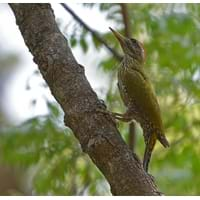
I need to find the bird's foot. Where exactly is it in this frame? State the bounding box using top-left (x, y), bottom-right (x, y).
top-left (95, 99), bottom-right (132, 124)
top-left (112, 112), bottom-right (132, 122)
top-left (95, 108), bottom-right (118, 126)
top-left (95, 108), bottom-right (132, 123)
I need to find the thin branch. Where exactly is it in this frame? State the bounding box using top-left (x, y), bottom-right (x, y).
top-left (120, 3), bottom-right (132, 38)
top-left (60, 3), bottom-right (122, 61)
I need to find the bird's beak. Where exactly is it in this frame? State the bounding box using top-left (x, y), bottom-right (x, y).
top-left (109, 27), bottom-right (126, 49)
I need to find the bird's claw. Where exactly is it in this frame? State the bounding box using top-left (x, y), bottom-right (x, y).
top-left (95, 108), bottom-right (118, 126)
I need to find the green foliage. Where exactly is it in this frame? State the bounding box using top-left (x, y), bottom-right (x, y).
top-left (1, 3), bottom-right (200, 195)
top-left (0, 103), bottom-right (107, 195)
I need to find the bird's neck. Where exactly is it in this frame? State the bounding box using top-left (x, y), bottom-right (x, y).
top-left (122, 54), bottom-right (144, 70)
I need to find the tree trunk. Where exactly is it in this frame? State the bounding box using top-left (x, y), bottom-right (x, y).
top-left (9, 3), bottom-right (162, 195)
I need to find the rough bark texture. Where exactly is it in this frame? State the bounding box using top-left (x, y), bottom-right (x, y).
top-left (9, 4), bottom-right (162, 195)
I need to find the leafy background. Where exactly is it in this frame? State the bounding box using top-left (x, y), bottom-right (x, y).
top-left (0, 3), bottom-right (200, 195)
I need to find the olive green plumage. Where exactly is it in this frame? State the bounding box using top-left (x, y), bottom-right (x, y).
top-left (110, 27), bottom-right (169, 172)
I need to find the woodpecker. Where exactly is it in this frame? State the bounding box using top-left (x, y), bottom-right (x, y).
top-left (109, 27), bottom-right (169, 172)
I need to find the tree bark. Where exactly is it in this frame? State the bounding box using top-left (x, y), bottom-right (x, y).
top-left (9, 3), bottom-right (162, 195)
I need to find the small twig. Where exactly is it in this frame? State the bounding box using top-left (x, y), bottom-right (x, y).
top-left (120, 3), bottom-right (132, 38)
top-left (60, 3), bottom-right (122, 61)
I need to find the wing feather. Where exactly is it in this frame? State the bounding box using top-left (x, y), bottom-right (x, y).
top-left (121, 68), bottom-right (163, 131)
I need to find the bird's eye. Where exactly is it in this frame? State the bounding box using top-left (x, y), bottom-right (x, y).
top-left (130, 38), bottom-right (141, 49)
top-left (130, 38), bottom-right (137, 43)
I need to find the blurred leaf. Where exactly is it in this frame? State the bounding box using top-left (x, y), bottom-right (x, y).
top-left (70, 36), bottom-right (77, 47)
top-left (80, 37), bottom-right (88, 52)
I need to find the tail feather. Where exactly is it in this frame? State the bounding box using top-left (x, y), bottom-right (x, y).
top-left (143, 136), bottom-right (156, 172)
top-left (143, 128), bottom-right (169, 172)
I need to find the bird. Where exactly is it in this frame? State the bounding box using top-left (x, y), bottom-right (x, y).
top-left (109, 27), bottom-right (169, 172)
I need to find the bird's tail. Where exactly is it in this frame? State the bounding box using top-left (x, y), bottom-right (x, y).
top-left (143, 132), bottom-right (170, 172)
top-left (143, 135), bottom-right (156, 172)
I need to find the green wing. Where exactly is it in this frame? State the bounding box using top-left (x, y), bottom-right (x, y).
top-left (122, 68), bottom-right (163, 131)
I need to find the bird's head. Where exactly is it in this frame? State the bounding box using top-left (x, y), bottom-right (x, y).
top-left (109, 27), bottom-right (145, 64)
